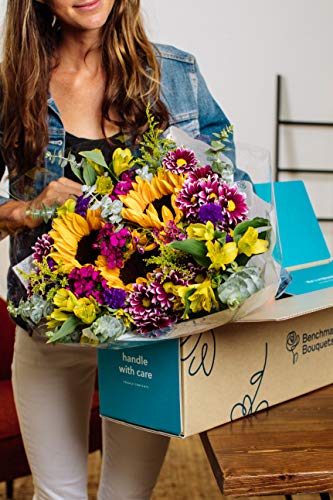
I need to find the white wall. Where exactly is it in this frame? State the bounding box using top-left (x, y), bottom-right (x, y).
top-left (0, 0), bottom-right (333, 297)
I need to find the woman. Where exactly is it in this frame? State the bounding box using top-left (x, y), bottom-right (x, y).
top-left (0, 0), bottom-right (242, 498)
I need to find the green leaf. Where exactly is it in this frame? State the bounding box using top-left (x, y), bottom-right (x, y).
top-left (70, 163), bottom-right (84, 183)
top-left (233, 218), bottom-right (271, 243)
top-left (169, 239), bottom-right (206, 258)
top-left (47, 316), bottom-right (82, 344)
top-left (80, 150), bottom-right (108, 168)
top-left (169, 239), bottom-right (211, 268)
top-left (193, 254), bottom-right (211, 268)
top-left (182, 289), bottom-right (195, 319)
top-left (82, 161), bottom-right (97, 186)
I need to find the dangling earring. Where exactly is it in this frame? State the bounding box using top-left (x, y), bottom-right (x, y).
top-left (51, 15), bottom-right (57, 28)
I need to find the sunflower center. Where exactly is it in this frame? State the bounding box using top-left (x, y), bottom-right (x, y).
top-left (76, 230), bottom-right (100, 266)
top-left (120, 248), bottom-right (159, 285)
top-left (152, 194), bottom-right (173, 220)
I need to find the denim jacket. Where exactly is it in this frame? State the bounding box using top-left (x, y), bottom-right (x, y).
top-left (0, 43), bottom-right (251, 315)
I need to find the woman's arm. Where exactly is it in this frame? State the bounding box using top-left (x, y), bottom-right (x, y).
top-left (0, 176), bottom-right (83, 235)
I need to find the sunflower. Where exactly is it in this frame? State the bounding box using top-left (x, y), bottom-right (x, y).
top-left (49, 209), bottom-right (103, 273)
top-left (119, 168), bottom-right (184, 230)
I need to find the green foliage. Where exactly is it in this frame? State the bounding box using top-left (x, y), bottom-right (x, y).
top-left (217, 266), bottom-right (264, 310)
top-left (169, 239), bottom-right (211, 268)
top-left (205, 125), bottom-right (234, 179)
top-left (47, 316), bottom-right (82, 344)
top-left (26, 203), bottom-right (59, 223)
top-left (8, 295), bottom-right (53, 326)
top-left (82, 160), bottom-right (97, 186)
top-left (80, 150), bottom-right (108, 168)
top-left (27, 258), bottom-right (68, 300)
top-left (145, 244), bottom-right (189, 275)
top-left (45, 151), bottom-right (84, 183)
top-left (134, 105), bottom-right (176, 173)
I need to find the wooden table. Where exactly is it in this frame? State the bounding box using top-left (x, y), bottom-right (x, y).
top-left (200, 385), bottom-right (333, 497)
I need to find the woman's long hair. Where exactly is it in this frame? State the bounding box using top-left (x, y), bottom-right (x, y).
top-left (0, 0), bottom-right (169, 174)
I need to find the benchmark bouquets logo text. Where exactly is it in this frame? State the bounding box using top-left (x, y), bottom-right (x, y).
top-left (286, 327), bottom-right (333, 364)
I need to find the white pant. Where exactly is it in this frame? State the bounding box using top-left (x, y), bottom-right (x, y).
top-left (12, 327), bottom-right (169, 500)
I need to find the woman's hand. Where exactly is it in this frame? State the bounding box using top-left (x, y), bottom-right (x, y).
top-left (0, 177), bottom-right (83, 233)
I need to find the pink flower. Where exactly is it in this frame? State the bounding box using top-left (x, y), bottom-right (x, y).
top-left (162, 147), bottom-right (198, 174)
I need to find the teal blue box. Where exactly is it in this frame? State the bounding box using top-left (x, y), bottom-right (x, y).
top-left (98, 339), bottom-right (182, 436)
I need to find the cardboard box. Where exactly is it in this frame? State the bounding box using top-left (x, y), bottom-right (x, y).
top-left (98, 181), bottom-right (333, 437)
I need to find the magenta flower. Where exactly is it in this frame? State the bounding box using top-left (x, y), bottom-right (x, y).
top-left (162, 147), bottom-right (198, 174)
top-left (32, 234), bottom-right (54, 262)
top-left (113, 171), bottom-right (135, 197)
top-left (95, 224), bottom-right (131, 269)
top-left (68, 265), bottom-right (107, 304)
top-left (176, 170), bottom-right (224, 219)
top-left (187, 165), bottom-right (213, 181)
top-left (220, 183), bottom-right (248, 227)
top-left (154, 220), bottom-right (187, 244)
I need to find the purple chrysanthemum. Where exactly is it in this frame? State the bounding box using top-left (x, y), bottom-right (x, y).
top-left (32, 234), bottom-right (54, 262)
top-left (113, 171), bottom-right (135, 197)
top-left (198, 203), bottom-right (224, 225)
top-left (95, 224), bottom-right (131, 269)
top-left (75, 195), bottom-right (91, 217)
top-left (127, 281), bottom-right (177, 336)
top-left (162, 147), bottom-right (198, 174)
top-left (67, 265), bottom-right (107, 303)
top-left (103, 287), bottom-right (127, 309)
top-left (219, 184), bottom-right (248, 226)
top-left (176, 170), bottom-right (223, 218)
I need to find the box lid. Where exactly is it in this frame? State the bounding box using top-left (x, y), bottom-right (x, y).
top-left (237, 287), bottom-right (333, 322)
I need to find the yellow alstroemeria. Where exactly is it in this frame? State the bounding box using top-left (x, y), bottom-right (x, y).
top-left (48, 289), bottom-right (78, 324)
top-left (164, 279), bottom-right (218, 316)
top-left (53, 288), bottom-right (78, 312)
top-left (206, 240), bottom-right (238, 270)
top-left (73, 297), bottom-right (99, 325)
top-left (188, 279), bottom-right (218, 314)
top-left (95, 175), bottom-right (114, 195)
top-left (237, 227), bottom-right (269, 257)
top-left (186, 221), bottom-right (215, 241)
top-left (56, 199), bottom-right (76, 218)
top-left (112, 147), bottom-right (133, 177)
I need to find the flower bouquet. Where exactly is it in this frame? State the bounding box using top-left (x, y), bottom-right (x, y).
top-left (9, 111), bottom-right (281, 346)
